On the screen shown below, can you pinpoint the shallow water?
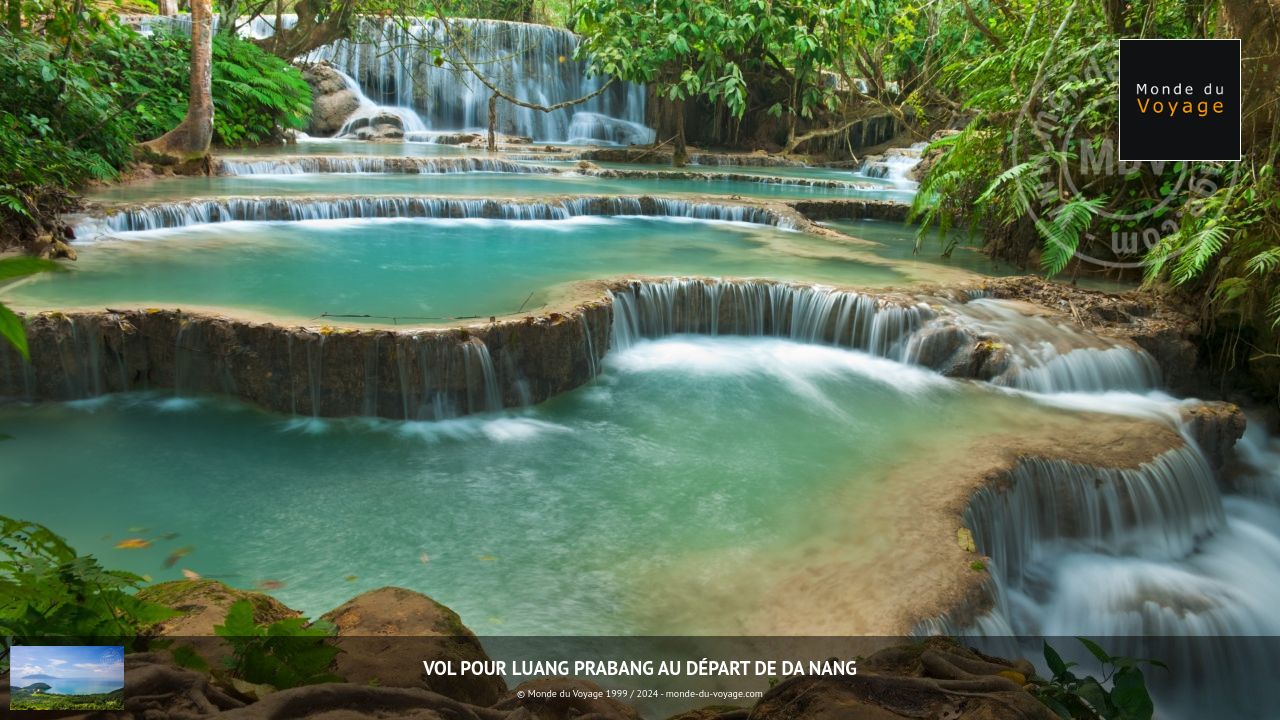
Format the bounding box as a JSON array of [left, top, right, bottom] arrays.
[[3, 217, 905, 322], [0, 336, 1058, 633], [89, 171, 907, 204], [826, 219, 1139, 293]]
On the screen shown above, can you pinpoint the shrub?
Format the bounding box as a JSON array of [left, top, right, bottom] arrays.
[[0, 516, 176, 645]]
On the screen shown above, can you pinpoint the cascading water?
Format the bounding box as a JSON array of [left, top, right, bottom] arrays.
[[917, 299, 1280, 720], [306, 17, 652, 144], [608, 279, 932, 361], [82, 196, 796, 235], [214, 156, 558, 176], [953, 297, 1161, 393], [329, 66, 429, 139], [854, 142, 928, 191]]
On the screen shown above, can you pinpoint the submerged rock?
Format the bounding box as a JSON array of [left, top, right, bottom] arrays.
[[320, 586, 507, 706]]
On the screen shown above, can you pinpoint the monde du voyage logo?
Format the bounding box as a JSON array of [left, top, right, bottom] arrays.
[[1119, 38, 1241, 161]]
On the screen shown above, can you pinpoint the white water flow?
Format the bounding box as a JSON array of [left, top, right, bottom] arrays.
[[330, 67, 428, 138], [902, 299, 1280, 719], [79, 197, 796, 236], [609, 279, 933, 360], [854, 142, 928, 191], [306, 17, 652, 144], [214, 156, 558, 175]]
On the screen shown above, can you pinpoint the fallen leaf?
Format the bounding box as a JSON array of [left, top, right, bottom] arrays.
[[164, 545, 195, 568], [419, 552, 430, 564], [256, 579, 285, 590], [181, 568, 202, 580], [344, 575, 358, 582], [478, 555, 497, 562], [116, 538, 151, 549]]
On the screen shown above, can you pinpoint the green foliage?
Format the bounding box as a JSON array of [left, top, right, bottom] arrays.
[[0, 257, 61, 357], [90, 30, 312, 147], [213, 599, 342, 689], [1030, 638, 1165, 720], [9, 688, 124, 711], [1, 18, 311, 246], [572, 0, 909, 131], [0, 516, 177, 645], [210, 34, 313, 145], [0, 32, 137, 229]]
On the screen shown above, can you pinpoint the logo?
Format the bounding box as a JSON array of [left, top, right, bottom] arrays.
[[1010, 38, 1242, 270]]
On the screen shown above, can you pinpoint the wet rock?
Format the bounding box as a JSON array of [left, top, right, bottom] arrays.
[[492, 678, 639, 720], [787, 199, 911, 222], [320, 587, 506, 706], [3, 303, 611, 420], [1180, 401, 1247, 470], [750, 638, 1053, 720], [347, 112, 406, 140], [301, 63, 360, 137]]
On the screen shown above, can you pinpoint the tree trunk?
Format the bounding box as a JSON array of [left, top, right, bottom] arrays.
[[140, 0, 214, 163], [157, 0, 177, 15], [250, 0, 355, 59], [1220, 0, 1279, 156], [488, 92, 498, 152], [673, 100, 688, 167]]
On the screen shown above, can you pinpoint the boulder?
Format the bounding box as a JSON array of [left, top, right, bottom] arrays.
[[301, 63, 360, 136], [319, 587, 506, 706], [137, 579, 301, 671], [491, 678, 640, 720], [345, 112, 407, 140]]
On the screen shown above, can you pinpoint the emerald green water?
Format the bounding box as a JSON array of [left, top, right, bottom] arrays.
[[3, 218, 905, 322], [0, 337, 1043, 633], [89, 172, 904, 204]]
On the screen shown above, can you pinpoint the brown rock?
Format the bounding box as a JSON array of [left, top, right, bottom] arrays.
[[492, 678, 640, 720], [301, 63, 361, 136], [1180, 401, 1247, 470], [137, 579, 300, 670], [320, 587, 506, 706]]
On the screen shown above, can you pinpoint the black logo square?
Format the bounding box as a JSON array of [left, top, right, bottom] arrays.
[[1119, 39, 1240, 161]]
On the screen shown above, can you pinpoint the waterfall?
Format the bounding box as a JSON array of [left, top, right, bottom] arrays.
[[953, 298, 1161, 393], [306, 17, 652, 144], [329, 66, 428, 138], [461, 338, 502, 414], [608, 279, 932, 360], [83, 197, 797, 236], [854, 142, 928, 190], [214, 156, 559, 175]]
